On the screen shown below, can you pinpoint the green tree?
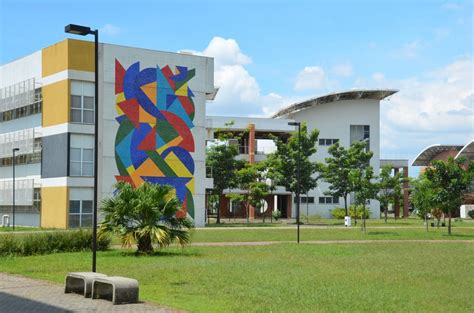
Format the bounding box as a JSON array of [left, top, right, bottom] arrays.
[[377, 165, 402, 223], [350, 166, 378, 232], [98, 182, 193, 255], [425, 157, 474, 235], [206, 139, 240, 224], [270, 123, 320, 218], [229, 162, 270, 223], [410, 174, 436, 219], [323, 141, 373, 218]]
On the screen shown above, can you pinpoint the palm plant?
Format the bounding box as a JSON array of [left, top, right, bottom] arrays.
[[98, 182, 193, 254]]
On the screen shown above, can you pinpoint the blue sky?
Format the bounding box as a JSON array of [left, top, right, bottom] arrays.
[[1, 0, 472, 175]]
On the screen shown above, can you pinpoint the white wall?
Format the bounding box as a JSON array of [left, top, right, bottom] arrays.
[[0, 51, 42, 88], [99, 43, 214, 227], [286, 99, 381, 218]]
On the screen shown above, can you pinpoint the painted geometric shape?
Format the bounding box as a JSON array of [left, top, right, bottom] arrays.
[[115, 59, 197, 218]]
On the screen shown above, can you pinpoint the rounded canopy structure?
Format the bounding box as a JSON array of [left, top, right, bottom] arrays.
[[412, 144, 464, 166], [271, 89, 398, 118], [455, 140, 474, 160]]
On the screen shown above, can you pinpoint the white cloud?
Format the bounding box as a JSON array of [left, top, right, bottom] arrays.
[[376, 56, 473, 162], [441, 2, 462, 10], [183, 36, 292, 116], [294, 66, 327, 91], [392, 40, 421, 59], [332, 63, 353, 77], [100, 24, 120, 36]]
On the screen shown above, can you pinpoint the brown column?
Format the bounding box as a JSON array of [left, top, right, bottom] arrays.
[[287, 195, 292, 219], [248, 123, 255, 164], [219, 195, 230, 219], [394, 168, 400, 219], [403, 166, 409, 218]]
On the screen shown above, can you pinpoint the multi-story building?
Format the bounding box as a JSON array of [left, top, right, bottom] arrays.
[[1, 38, 214, 228], [1, 38, 407, 228]]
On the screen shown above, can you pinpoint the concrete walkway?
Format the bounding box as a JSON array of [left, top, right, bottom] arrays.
[[0, 273, 180, 313]]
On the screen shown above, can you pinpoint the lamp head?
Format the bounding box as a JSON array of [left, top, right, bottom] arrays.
[[65, 24, 92, 36], [12, 148, 20, 152], [288, 122, 300, 126]]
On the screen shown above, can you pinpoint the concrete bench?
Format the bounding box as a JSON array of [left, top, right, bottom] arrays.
[[65, 272, 107, 297], [92, 276, 139, 305]]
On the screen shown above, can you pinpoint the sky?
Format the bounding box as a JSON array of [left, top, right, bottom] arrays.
[[0, 0, 472, 176]]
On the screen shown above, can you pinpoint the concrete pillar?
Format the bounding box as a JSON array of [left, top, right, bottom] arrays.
[[403, 166, 409, 218], [394, 168, 400, 219], [248, 123, 255, 164]]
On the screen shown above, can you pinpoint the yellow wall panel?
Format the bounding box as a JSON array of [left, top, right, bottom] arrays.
[[41, 187, 68, 229], [42, 80, 69, 127], [42, 39, 94, 77], [42, 40, 68, 77], [68, 39, 94, 72]]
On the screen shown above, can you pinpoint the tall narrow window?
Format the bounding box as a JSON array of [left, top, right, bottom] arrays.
[[70, 81, 94, 124], [70, 147, 94, 176]]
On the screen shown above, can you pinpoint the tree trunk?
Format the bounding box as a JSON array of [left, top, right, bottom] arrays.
[[306, 192, 309, 223], [448, 211, 452, 236], [362, 204, 367, 234], [137, 235, 153, 255], [384, 205, 388, 224], [354, 205, 358, 226], [216, 193, 221, 224], [344, 194, 348, 217], [425, 212, 428, 232]]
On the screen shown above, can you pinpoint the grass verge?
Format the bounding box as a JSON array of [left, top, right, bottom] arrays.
[[0, 243, 472, 312]]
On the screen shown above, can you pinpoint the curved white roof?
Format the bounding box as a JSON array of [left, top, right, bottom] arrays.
[[455, 140, 474, 160], [412, 144, 464, 166], [271, 89, 398, 118]]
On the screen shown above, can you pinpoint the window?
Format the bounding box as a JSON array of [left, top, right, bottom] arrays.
[[70, 148, 94, 176], [319, 138, 339, 146], [350, 125, 370, 150], [33, 189, 41, 212], [69, 200, 93, 228], [319, 196, 340, 204], [70, 81, 94, 124], [298, 196, 314, 204]]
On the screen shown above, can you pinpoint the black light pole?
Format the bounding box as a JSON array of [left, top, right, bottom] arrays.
[[65, 24, 99, 272], [288, 122, 301, 243], [12, 148, 19, 231]]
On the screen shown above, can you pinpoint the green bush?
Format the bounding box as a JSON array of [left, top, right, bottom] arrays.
[[330, 205, 371, 219], [0, 229, 110, 257], [468, 210, 474, 219], [272, 210, 282, 221]]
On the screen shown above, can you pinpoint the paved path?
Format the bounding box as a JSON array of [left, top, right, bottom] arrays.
[[189, 239, 474, 246], [0, 273, 180, 313]]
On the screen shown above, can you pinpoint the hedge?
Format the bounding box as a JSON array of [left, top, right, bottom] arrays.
[[0, 229, 111, 256]]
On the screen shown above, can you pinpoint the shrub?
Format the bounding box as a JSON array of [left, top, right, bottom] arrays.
[[468, 210, 474, 219], [330, 205, 371, 219], [0, 230, 110, 257], [272, 210, 282, 221]]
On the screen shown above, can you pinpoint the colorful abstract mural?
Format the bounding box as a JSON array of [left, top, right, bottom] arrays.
[[114, 60, 196, 218]]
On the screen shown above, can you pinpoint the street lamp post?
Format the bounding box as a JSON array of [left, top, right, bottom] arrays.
[[12, 148, 19, 231], [288, 122, 301, 243], [65, 24, 99, 272]]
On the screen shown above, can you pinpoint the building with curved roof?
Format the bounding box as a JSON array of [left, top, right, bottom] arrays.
[[272, 89, 398, 118], [412, 144, 464, 166]]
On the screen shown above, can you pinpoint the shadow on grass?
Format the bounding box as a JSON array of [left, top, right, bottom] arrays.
[[116, 249, 202, 258], [367, 231, 400, 236]]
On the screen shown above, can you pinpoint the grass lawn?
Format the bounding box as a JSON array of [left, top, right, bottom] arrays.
[[207, 217, 474, 227], [0, 243, 472, 312], [189, 226, 474, 243]]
